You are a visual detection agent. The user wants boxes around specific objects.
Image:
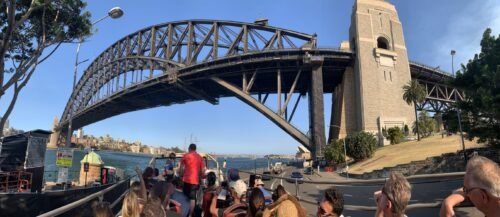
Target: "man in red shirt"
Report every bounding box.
[180,143,206,217]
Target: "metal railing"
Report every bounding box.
[240,169,469,212]
[37,177,131,217]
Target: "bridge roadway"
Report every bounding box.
[245,167,483,217]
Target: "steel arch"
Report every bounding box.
[60,20,317,124]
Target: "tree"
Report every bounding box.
[412,111,437,138]
[0,1,92,137]
[402,80,426,141]
[451,28,500,148]
[324,139,345,166]
[345,131,377,161]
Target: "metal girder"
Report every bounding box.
[416,79,464,103]
[210,76,311,149]
[174,80,219,105]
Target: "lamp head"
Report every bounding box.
[108,7,124,19]
[451,50,456,56]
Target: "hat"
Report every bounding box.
[254,179,264,187]
[230,179,247,198]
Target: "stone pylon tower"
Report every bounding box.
[335,0,415,144]
[47,116,59,148]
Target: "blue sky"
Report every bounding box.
[1,0,499,155]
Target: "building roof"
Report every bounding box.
[80,151,104,165]
[297,145,310,153]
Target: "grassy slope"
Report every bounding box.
[348,134,485,174]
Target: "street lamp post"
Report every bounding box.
[451,50,467,165]
[66,7,124,147]
[330,125,348,179]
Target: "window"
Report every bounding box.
[377,37,389,49]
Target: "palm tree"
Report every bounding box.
[402,80,426,141]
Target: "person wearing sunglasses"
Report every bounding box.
[440,156,500,217]
[373,172,411,217]
[317,187,344,217]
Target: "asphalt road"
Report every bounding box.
[255,167,483,217]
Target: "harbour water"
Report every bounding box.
[43,149,287,183]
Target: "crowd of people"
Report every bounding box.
[90,144,499,217]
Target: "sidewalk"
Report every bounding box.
[304,170,354,182]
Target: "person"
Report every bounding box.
[317,187,344,217]
[130,181,146,209]
[248,189,265,217]
[167,177,191,217]
[254,178,272,206]
[143,166,157,191]
[263,184,306,217]
[272,185,287,202]
[228,168,247,200]
[179,143,206,217]
[121,192,141,217]
[211,186,243,217]
[93,201,113,217]
[164,152,177,181]
[202,172,218,217]
[440,156,500,217]
[373,172,411,217]
[142,197,167,217]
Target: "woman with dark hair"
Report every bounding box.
[202,172,218,217]
[142,167,156,191]
[247,189,265,217]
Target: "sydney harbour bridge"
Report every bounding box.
[55,1,463,161]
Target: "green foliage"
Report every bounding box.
[0,1,92,136]
[345,131,377,161]
[404,125,410,136]
[386,127,404,144]
[402,80,426,140]
[412,111,437,138]
[324,139,345,165]
[450,28,500,147]
[402,80,426,105]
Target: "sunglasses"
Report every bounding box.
[463,186,485,195]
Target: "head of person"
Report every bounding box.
[249,189,265,217]
[171,177,183,190]
[151,181,168,202]
[207,171,217,187]
[188,143,197,151]
[272,184,287,201]
[377,172,412,217]
[143,167,154,179]
[464,156,500,214]
[254,179,265,188]
[142,198,166,217]
[169,152,176,160]
[130,181,142,197]
[228,168,240,182]
[93,201,113,217]
[121,192,141,217]
[317,187,344,217]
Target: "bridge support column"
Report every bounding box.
[328,67,356,142]
[309,60,326,161]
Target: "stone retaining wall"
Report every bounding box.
[346,147,499,179]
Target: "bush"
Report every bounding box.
[324,139,345,166]
[412,111,438,138]
[386,127,404,144]
[345,131,377,161]
[404,125,410,137]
